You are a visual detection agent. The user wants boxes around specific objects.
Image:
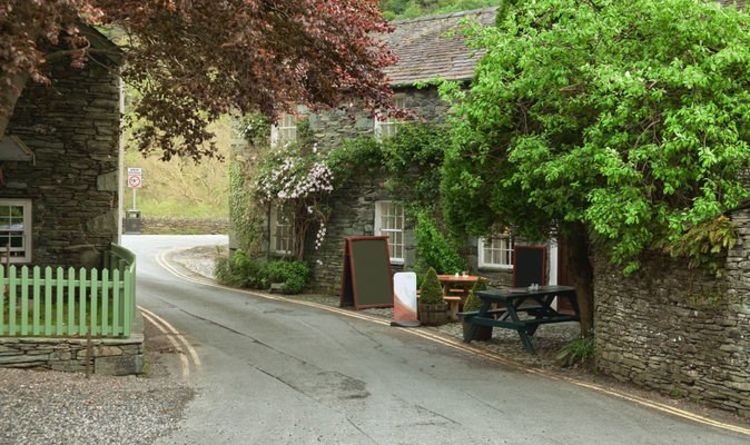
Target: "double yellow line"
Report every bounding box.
[139,303,201,380]
[155,248,750,437]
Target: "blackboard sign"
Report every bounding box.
[340,236,394,309]
[513,245,547,287]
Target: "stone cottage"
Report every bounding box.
[0,26,123,269]
[231,8,566,295]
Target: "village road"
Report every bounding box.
[125,235,749,445]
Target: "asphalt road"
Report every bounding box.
[125,235,748,445]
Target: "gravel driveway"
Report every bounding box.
[0,323,194,445]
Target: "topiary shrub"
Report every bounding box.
[418,267,448,326]
[463,279,488,312]
[419,267,444,305]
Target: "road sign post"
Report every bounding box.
[126,168,142,211]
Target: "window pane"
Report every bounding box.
[10,236,23,248]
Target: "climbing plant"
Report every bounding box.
[254,119,334,260]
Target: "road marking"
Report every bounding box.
[138,306,202,368]
[155,248,750,437]
[140,310,190,380]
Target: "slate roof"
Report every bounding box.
[383,7,497,86]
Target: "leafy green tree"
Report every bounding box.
[442,0,750,335]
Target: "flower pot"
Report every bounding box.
[461,318,492,341]
[418,302,448,326]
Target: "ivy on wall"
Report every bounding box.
[228,160,264,255]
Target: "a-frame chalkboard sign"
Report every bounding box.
[340,236,394,310]
[513,245,547,287]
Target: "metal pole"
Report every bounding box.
[132,187,136,211]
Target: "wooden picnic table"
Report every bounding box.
[437,274,480,320]
[437,274,479,297]
[462,285,580,353]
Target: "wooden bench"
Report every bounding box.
[457,308,507,320]
[444,296,462,321]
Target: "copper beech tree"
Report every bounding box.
[0,0,396,159]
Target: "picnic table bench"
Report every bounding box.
[461,285,580,353]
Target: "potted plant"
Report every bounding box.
[461,280,492,341]
[418,267,448,326]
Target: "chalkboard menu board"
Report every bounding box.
[513,245,547,287]
[340,236,394,309]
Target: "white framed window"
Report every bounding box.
[271,113,297,148]
[374,96,406,140]
[0,199,32,263]
[270,205,294,255]
[374,201,405,264]
[478,233,513,269]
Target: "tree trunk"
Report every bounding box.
[0,72,29,140]
[563,223,595,337]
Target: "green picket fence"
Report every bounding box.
[0,244,136,338]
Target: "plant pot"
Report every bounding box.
[418,302,449,326]
[461,318,492,341]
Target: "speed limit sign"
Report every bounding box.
[127,175,142,188]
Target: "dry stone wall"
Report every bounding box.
[594,209,750,416]
[139,217,229,235]
[0,314,145,376]
[5,58,120,268]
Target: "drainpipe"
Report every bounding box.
[117,76,125,243]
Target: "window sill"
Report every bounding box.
[478,265,513,271]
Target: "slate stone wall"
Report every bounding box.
[594,209,750,416]
[140,217,230,235]
[0,314,145,376]
[4,58,120,268]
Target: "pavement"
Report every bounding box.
[125,235,750,445]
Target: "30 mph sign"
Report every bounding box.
[127,167,143,189]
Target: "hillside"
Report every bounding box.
[381,0,502,19]
[123,116,231,220]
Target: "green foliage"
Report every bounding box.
[381,0,503,20]
[444,0,750,272]
[326,136,385,186]
[463,279,487,312]
[413,210,466,274]
[229,161,264,254]
[215,249,257,287]
[265,260,311,294]
[662,215,738,276]
[382,123,449,211]
[239,113,271,146]
[419,267,445,304]
[214,249,310,294]
[556,336,595,368]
